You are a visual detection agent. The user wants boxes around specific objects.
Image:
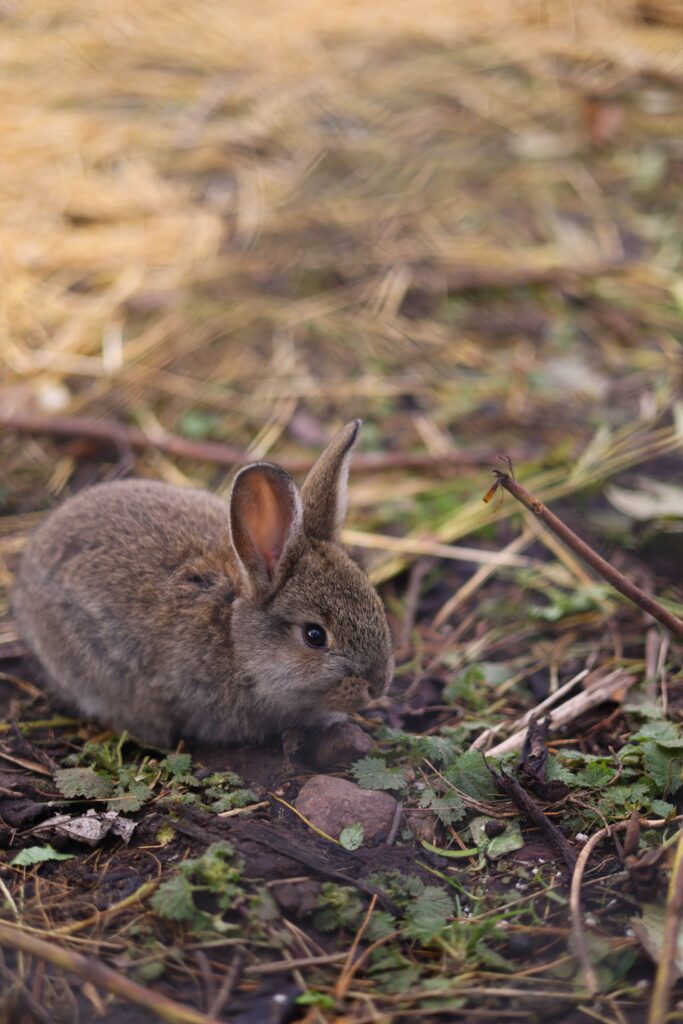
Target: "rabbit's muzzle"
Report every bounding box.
[324,675,373,713]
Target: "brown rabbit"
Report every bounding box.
[13,421,393,759]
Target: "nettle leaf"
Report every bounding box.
[635,720,683,749]
[151,874,196,922]
[651,798,676,818]
[642,742,683,795]
[54,767,114,800]
[419,788,466,825]
[404,886,453,942]
[111,783,152,813]
[380,728,456,765]
[599,782,653,819]
[340,822,364,851]
[351,757,407,791]
[160,753,194,777]
[210,788,258,813]
[11,845,75,867]
[445,750,499,802]
[547,753,618,790]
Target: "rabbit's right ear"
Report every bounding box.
[229,463,303,599]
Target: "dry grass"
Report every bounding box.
[1,2,683,1021]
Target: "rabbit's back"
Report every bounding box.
[14,480,240,745]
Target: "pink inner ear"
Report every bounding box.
[247,475,290,580]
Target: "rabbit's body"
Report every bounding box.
[13,422,393,750]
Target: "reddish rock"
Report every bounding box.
[295,775,397,842]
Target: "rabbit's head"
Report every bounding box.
[229,420,393,729]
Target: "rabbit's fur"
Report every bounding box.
[13,420,393,749]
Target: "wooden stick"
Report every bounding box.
[648,828,683,1024]
[0,923,223,1024]
[0,410,526,474]
[492,472,683,640]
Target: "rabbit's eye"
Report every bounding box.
[303,623,327,649]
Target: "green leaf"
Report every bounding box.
[210,788,258,813]
[340,822,364,850]
[296,991,336,1010]
[54,767,114,800]
[642,742,683,796]
[651,799,676,818]
[469,816,524,860]
[11,845,75,867]
[404,886,453,942]
[160,753,194,777]
[418,787,467,825]
[635,720,683,749]
[445,750,499,802]
[351,756,407,791]
[151,875,196,922]
[111,783,151,813]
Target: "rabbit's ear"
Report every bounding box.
[230,463,303,597]
[301,419,360,541]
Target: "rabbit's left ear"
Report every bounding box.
[300,420,360,542]
[230,463,303,598]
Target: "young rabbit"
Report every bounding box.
[13,421,393,759]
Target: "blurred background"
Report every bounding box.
[1,0,682,619]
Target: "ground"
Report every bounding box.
[1,1,683,1022]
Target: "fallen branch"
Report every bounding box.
[0,922,223,1024]
[0,411,526,474]
[489,471,683,640]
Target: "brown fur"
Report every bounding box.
[12,421,393,749]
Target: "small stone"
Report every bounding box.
[485,819,506,838]
[295,775,397,842]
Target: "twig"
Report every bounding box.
[53,879,158,935]
[0,411,525,474]
[648,828,683,1024]
[489,765,577,873]
[491,471,683,640]
[335,894,377,999]
[209,947,245,1016]
[569,817,671,998]
[385,802,403,847]
[0,923,223,1024]
[483,668,635,757]
[472,668,590,751]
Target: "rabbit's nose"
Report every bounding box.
[324,676,371,712]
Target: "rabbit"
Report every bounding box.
[12,420,393,761]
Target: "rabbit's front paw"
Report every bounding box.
[308,720,373,770]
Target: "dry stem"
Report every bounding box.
[0,922,223,1024]
[492,472,683,640]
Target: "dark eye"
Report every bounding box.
[303,623,327,649]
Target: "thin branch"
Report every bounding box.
[0,410,527,474]
[491,471,683,640]
[0,923,223,1024]
[648,828,683,1024]
[483,668,636,757]
[569,817,671,998]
